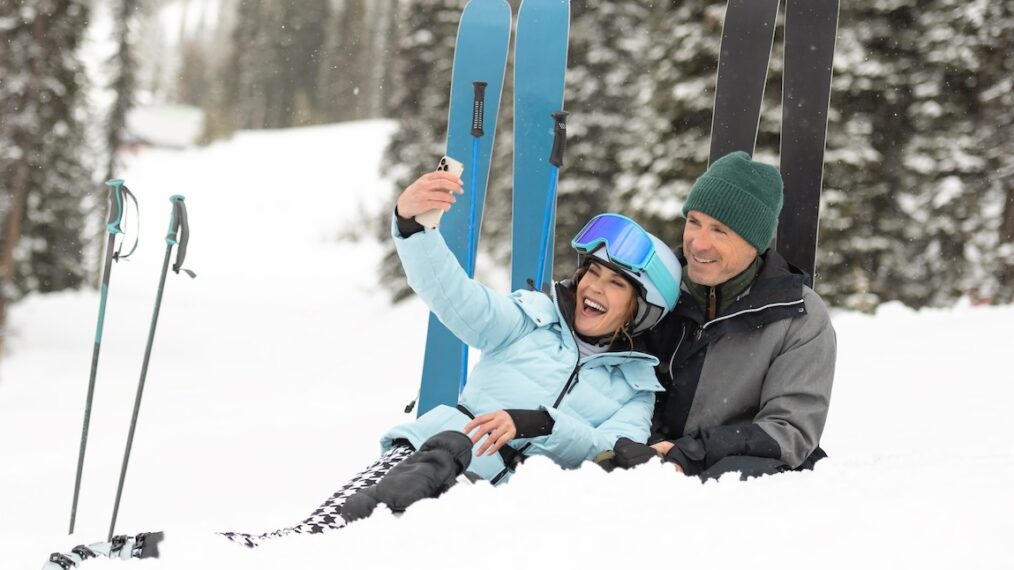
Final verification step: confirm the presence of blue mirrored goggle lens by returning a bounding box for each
[572,214,654,271]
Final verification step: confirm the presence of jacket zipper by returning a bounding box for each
[701,294,803,330]
[667,323,688,381]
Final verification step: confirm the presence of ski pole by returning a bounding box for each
[69,179,138,535]
[459,81,487,393]
[534,111,568,292]
[108,195,194,540]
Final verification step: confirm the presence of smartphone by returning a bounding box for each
[415,156,465,229]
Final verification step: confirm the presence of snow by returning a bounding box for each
[125,105,206,149]
[1,120,1013,569]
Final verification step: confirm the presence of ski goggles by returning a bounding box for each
[571,213,679,308]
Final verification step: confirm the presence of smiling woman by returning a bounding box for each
[371,172,684,498]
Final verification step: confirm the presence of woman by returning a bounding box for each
[44,170,682,565]
[374,169,683,485]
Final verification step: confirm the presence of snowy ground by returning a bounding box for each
[1,121,1012,569]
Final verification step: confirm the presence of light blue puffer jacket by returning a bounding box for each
[381,219,664,482]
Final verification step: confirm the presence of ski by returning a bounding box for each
[417,0,511,417]
[510,0,570,293]
[777,0,839,285]
[708,0,780,164]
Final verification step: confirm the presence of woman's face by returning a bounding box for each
[574,261,636,337]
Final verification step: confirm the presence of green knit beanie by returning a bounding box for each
[681,151,784,252]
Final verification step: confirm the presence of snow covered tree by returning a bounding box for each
[0,0,93,355]
[220,0,329,129]
[320,0,372,122]
[376,0,461,301]
[105,0,139,182]
[617,0,725,251]
[541,1,658,278]
[964,0,1014,304]
[817,0,1013,309]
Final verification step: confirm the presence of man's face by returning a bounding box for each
[682,210,759,286]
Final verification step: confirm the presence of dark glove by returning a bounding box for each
[341,431,473,522]
[613,437,662,468]
[595,437,661,472]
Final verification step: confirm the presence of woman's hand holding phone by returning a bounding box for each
[403,156,465,228]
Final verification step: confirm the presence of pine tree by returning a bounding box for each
[376,0,462,301]
[618,0,725,251]
[0,0,93,355]
[816,0,1013,309]
[274,0,329,127]
[542,0,657,279]
[224,0,270,128]
[965,0,1014,303]
[320,0,372,122]
[106,0,139,181]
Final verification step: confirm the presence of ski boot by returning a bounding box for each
[43,532,163,569]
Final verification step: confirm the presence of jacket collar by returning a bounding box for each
[683,256,762,318]
[674,249,807,328]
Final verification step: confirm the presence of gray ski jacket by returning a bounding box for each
[643,250,836,472]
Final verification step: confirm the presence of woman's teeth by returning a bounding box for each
[584,299,606,313]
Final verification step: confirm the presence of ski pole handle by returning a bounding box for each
[105,179,128,235]
[471,81,488,137]
[549,111,569,168]
[165,195,185,245]
[165,195,194,276]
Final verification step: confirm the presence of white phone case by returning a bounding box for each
[416,156,464,229]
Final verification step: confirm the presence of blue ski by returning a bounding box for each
[417,0,511,417]
[511,0,570,293]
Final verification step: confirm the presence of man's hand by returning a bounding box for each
[396,171,463,219]
[650,440,674,456]
[651,440,684,473]
[463,411,517,456]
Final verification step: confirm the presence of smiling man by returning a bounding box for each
[628,151,837,479]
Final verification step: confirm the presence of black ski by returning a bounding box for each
[708,0,780,164]
[777,0,839,285]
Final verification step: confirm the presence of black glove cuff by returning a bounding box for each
[505,409,555,439]
[663,446,694,474]
[667,436,707,475]
[394,206,426,238]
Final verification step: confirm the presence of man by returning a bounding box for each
[609,151,836,480]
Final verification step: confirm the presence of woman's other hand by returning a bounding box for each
[396,171,463,219]
[463,410,517,456]
[651,440,684,473]
[650,440,674,456]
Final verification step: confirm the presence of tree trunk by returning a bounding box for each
[999,180,1014,302]
[0,162,30,357]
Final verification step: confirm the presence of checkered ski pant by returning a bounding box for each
[219,445,414,548]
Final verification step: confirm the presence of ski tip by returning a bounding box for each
[169,194,186,202]
[105,178,125,188]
